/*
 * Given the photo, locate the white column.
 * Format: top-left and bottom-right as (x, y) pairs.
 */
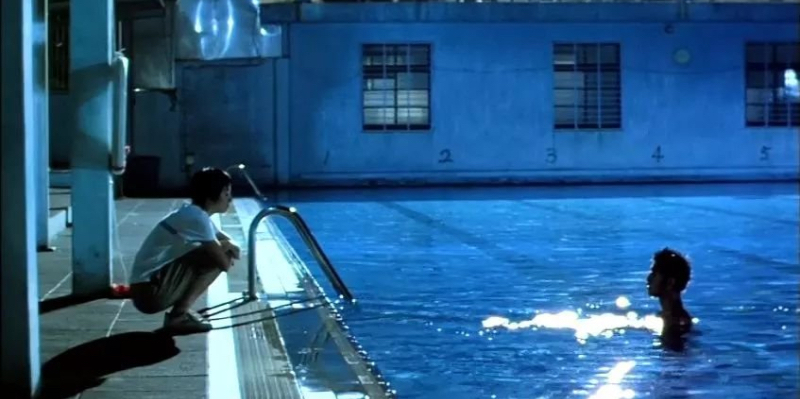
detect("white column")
(1, 0), (42, 396)
(35, 0), (52, 252)
(70, 0), (115, 295)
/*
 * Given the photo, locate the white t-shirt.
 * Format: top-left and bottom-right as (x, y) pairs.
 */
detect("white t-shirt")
(130, 203), (220, 283)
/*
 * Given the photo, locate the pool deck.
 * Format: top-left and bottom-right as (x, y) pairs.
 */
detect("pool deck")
(37, 193), (303, 399)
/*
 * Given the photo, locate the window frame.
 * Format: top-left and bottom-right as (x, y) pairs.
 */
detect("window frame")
(744, 41), (799, 128)
(361, 43), (432, 133)
(552, 42), (622, 132)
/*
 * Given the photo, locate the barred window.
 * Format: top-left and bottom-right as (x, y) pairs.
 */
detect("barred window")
(362, 44), (431, 131)
(553, 43), (621, 130)
(745, 42), (800, 127)
(49, 8), (70, 92)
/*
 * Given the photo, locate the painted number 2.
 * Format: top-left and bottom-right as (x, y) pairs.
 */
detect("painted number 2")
(652, 145), (664, 163)
(760, 146), (771, 161)
(545, 148), (557, 164)
(438, 149), (453, 163)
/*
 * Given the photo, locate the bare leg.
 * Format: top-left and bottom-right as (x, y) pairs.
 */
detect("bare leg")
(168, 247), (230, 315)
(171, 267), (221, 315)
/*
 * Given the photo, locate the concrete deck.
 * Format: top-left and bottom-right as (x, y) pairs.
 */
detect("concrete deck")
(36, 190), (388, 399)
(39, 199), (207, 399)
(36, 197), (299, 399)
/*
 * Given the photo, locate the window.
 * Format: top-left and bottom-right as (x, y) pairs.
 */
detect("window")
(362, 44), (431, 131)
(49, 8), (69, 91)
(553, 43), (621, 130)
(745, 42), (800, 127)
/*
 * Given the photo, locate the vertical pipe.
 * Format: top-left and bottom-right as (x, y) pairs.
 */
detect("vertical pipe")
(36, 0), (52, 251)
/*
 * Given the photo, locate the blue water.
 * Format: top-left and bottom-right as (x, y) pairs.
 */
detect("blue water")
(273, 183), (799, 399)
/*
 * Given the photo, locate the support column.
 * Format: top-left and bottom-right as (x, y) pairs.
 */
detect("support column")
(36, 0), (53, 252)
(1, 0), (42, 396)
(70, 0), (115, 296)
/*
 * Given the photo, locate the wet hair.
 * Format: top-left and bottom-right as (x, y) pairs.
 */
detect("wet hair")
(189, 167), (232, 207)
(652, 247), (691, 291)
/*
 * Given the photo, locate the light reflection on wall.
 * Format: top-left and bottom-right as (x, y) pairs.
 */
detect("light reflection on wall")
(784, 69), (799, 99)
(191, 0), (236, 58)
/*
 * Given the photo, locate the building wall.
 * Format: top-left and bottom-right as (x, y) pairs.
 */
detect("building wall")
(283, 4), (800, 185)
(50, 3), (800, 189)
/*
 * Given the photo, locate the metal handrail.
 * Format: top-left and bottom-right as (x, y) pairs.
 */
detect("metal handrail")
(226, 163), (267, 201)
(246, 204), (354, 302)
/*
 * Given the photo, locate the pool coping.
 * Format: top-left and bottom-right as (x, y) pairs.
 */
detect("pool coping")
(234, 198), (395, 399)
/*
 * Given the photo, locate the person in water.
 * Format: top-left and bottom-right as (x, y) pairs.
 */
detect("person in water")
(647, 247), (693, 346)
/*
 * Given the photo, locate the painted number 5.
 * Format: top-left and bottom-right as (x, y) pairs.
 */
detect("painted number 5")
(760, 146), (771, 161)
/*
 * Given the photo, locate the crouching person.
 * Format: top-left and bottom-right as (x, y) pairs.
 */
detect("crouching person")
(129, 167), (241, 334)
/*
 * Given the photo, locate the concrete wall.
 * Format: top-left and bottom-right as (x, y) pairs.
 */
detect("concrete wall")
(127, 61), (277, 191)
(50, 3), (800, 189)
(49, 54), (278, 192)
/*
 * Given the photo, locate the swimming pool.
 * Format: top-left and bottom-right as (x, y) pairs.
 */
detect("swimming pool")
(271, 183), (799, 399)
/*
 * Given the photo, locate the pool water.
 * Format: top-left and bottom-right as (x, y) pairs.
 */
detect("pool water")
(272, 183), (799, 399)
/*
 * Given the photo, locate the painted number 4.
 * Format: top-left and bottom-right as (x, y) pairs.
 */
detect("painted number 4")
(652, 146), (664, 163)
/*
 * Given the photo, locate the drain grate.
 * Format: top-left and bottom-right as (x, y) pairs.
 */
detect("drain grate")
(233, 301), (303, 399)
(221, 208), (304, 399)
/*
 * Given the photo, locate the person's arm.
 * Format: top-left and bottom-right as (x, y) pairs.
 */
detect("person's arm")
(216, 230), (233, 242)
(183, 215), (235, 271)
(216, 230), (240, 260)
(209, 218), (240, 260)
(198, 240), (234, 271)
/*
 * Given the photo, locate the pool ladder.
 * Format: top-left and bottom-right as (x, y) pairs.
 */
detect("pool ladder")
(242, 203), (397, 398)
(225, 163), (354, 302)
(244, 204), (354, 302)
(223, 165), (394, 399)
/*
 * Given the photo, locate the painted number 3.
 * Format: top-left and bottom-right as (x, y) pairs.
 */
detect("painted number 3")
(545, 148), (557, 164)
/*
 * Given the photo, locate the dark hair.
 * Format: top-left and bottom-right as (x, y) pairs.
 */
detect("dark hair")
(652, 247), (691, 291)
(189, 167), (232, 207)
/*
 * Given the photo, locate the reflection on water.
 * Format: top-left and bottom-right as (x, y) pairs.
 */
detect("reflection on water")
(480, 298), (705, 398)
(615, 296), (631, 309)
(482, 310), (662, 342)
(279, 187), (799, 399)
(590, 361), (637, 399)
(481, 297), (699, 344)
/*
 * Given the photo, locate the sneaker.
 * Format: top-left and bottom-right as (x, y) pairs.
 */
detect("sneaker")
(163, 311), (213, 334)
(188, 309), (208, 321)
